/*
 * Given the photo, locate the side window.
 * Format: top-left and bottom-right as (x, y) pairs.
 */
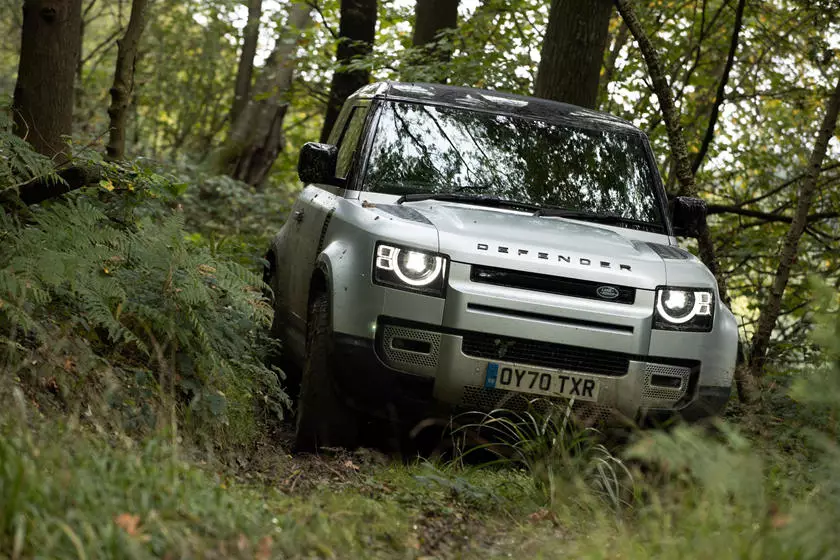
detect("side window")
(335, 107), (368, 179)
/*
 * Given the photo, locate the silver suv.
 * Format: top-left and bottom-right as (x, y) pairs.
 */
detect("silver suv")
(266, 82), (737, 451)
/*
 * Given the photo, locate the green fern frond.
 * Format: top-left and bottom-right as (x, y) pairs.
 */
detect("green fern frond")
(0, 112), (61, 188)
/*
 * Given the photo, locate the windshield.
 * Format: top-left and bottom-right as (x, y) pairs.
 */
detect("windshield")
(363, 101), (664, 228)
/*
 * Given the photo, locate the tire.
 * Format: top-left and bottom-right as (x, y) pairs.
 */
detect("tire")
(293, 292), (359, 452)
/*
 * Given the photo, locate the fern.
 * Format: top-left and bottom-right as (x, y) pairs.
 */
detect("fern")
(0, 153), (288, 440)
(0, 110), (62, 189)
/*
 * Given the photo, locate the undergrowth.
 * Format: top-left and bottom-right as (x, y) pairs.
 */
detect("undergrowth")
(0, 126), (288, 445)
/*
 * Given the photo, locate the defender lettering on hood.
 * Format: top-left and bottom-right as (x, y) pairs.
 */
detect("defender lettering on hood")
(476, 243), (633, 272)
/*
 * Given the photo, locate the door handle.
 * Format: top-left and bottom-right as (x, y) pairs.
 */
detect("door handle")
(293, 209), (305, 223)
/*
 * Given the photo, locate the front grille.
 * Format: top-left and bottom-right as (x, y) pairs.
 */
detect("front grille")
(471, 265), (636, 305)
(459, 386), (615, 424)
(461, 333), (630, 376)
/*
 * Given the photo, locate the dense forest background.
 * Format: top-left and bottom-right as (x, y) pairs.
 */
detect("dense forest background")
(2, 0), (840, 557)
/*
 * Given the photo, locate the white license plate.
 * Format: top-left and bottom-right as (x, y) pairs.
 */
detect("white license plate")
(484, 362), (600, 402)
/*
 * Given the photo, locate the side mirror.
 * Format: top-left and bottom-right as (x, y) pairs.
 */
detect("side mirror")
(298, 142), (340, 185)
(670, 196), (707, 237)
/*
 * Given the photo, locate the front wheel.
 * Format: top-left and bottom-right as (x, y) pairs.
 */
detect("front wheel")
(293, 292), (359, 452)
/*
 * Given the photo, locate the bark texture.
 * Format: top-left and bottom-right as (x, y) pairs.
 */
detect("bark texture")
(231, 0), (262, 124)
(691, 0), (746, 174)
(412, 0), (459, 55)
(105, 0), (150, 161)
(319, 0), (378, 143)
(534, 0), (612, 109)
(12, 0), (83, 159)
(614, 0), (726, 300)
(747, 76), (840, 378)
(223, 3), (313, 186)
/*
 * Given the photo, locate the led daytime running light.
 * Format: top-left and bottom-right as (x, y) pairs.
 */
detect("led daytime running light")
(656, 289), (713, 324)
(376, 245), (444, 287)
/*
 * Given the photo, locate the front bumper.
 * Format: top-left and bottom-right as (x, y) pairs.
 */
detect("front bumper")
(326, 257), (736, 424)
(330, 318), (731, 425)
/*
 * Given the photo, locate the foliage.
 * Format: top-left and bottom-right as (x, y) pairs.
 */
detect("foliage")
(0, 415), (424, 559)
(4, 1), (840, 556)
(0, 146), (287, 442)
(2, 0), (835, 363)
(0, 110), (61, 189)
(174, 166), (297, 266)
(7, 360), (840, 558)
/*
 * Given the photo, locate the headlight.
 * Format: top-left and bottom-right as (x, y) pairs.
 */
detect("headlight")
(653, 287), (714, 332)
(374, 243), (448, 296)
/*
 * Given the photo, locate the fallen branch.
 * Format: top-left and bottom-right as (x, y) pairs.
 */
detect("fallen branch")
(9, 165), (103, 207)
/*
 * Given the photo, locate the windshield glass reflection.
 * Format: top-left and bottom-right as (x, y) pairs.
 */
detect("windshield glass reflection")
(363, 101), (663, 226)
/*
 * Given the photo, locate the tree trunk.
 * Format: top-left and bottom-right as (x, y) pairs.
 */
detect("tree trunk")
(534, 0), (612, 109)
(105, 0), (151, 161)
(412, 0), (459, 61)
(222, 3), (313, 186)
(614, 0), (726, 300)
(231, 0), (262, 124)
(747, 76), (840, 378)
(319, 0), (378, 143)
(12, 0), (83, 159)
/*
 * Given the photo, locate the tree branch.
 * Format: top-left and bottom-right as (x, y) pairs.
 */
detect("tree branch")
(81, 27), (124, 68)
(733, 162), (840, 207)
(6, 165), (103, 207)
(691, 0), (746, 174)
(614, 0), (726, 300)
(748, 75), (840, 379)
(305, 0), (338, 39)
(707, 204), (839, 224)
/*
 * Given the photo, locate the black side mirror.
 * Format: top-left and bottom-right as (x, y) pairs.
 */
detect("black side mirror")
(670, 196), (707, 237)
(298, 142), (340, 185)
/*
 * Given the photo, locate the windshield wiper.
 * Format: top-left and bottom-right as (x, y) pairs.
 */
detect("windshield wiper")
(397, 192), (542, 213)
(452, 184), (491, 193)
(535, 207), (659, 229)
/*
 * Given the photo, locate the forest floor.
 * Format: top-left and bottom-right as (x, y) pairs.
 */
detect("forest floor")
(3, 389), (825, 560)
(2, 410), (580, 559)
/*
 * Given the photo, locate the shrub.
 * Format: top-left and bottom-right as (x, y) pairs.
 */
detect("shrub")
(0, 136), (288, 443)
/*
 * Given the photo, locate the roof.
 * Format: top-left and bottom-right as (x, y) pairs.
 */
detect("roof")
(349, 81), (641, 134)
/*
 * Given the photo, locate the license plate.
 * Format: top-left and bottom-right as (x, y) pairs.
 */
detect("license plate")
(484, 362), (600, 402)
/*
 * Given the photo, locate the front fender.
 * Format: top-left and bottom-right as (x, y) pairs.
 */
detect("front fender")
(316, 239), (383, 338)
(317, 239), (446, 339)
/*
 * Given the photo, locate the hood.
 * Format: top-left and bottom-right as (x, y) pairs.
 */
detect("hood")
(396, 202), (669, 290)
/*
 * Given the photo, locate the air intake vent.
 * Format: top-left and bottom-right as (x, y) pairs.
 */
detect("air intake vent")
(379, 325), (441, 376)
(461, 333), (630, 377)
(641, 363), (692, 407)
(646, 243), (692, 260)
(471, 265), (636, 304)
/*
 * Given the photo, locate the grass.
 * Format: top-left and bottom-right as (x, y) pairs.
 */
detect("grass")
(0, 393), (548, 559)
(4, 385), (839, 560)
